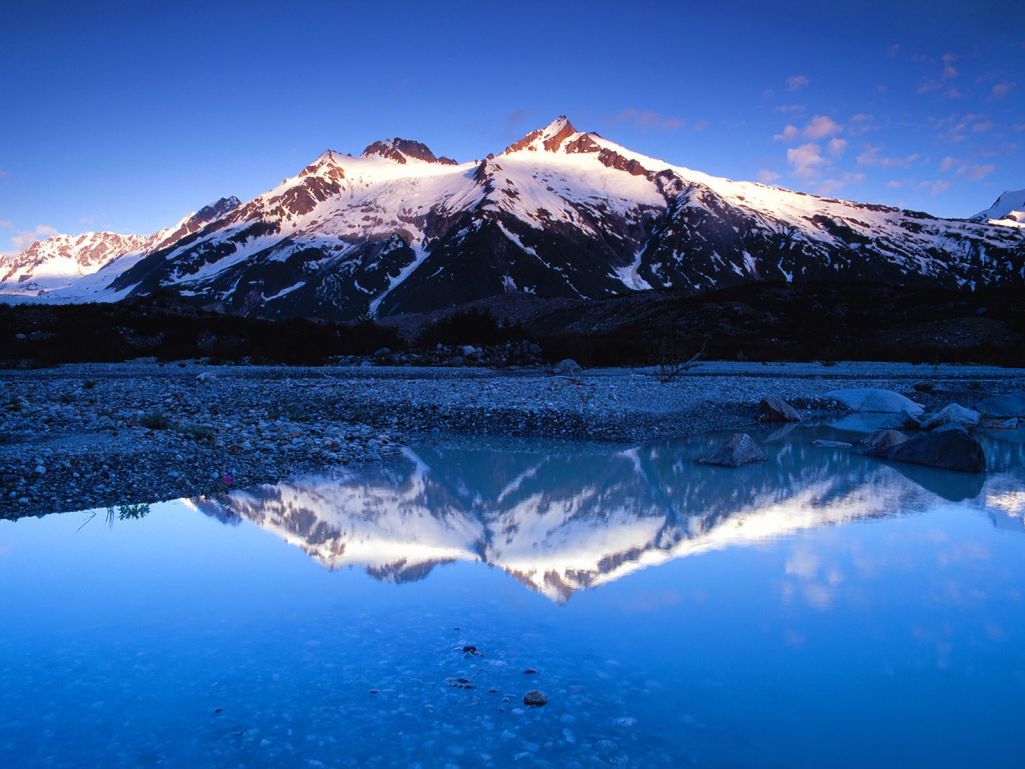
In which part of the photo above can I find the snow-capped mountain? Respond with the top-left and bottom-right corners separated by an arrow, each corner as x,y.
973,189 -> 1025,228
0,231 -> 151,295
4,117 -> 1023,317
0,196 -> 241,297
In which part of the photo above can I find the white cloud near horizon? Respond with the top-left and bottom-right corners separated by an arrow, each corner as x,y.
10,224 -> 58,251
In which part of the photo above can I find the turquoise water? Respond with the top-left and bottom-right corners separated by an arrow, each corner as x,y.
2,422 -> 1025,768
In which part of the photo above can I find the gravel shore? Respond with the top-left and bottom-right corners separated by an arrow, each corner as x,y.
3,360 -> 1023,518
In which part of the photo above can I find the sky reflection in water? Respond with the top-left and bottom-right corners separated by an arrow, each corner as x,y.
2,422 -> 1024,768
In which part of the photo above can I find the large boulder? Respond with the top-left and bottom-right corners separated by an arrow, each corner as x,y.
918,403 -> 980,431
698,434 -> 766,467
759,397 -> 801,422
862,429 -> 908,453
826,388 -> 925,415
866,426 -> 987,473
552,358 -> 583,376
976,390 -> 1025,419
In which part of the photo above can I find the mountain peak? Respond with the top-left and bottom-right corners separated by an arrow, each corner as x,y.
973,188 -> 1025,226
503,115 -> 579,154
361,138 -> 456,165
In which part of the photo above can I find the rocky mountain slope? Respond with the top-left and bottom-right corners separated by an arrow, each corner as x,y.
3,117 -> 1023,318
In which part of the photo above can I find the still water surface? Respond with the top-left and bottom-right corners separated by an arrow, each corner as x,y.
2,420 -> 1025,768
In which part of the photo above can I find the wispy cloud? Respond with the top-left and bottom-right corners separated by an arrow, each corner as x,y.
932,112 -> 994,143
847,113 -> 876,135
956,162 -> 997,181
938,154 -> 998,181
856,146 -> 920,168
756,169 -> 781,184
774,115 -> 842,143
10,224 -> 58,251
818,172 -> 865,197
616,107 -> 685,131
918,179 -> 952,195
804,115 -> 842,139
917,52 -> 962,97
989,81 -> 1014,100
785,75 -> 809,92
774,124 -> 800,142
787,143 -> 827,180
827,138 -> 848,156
0,219 -> 12,228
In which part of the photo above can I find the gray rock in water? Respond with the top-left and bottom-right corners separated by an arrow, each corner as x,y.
826,388 -> 924,415
867,426 -> 986,473
918,403 -> 980,431
862,429 -> 908,453
976,390 -> 1025,419
523,690 -> 548,707
552,359 -> 583,376
812,439 -> 852,448
698,434 -> 766,467
980,417 -> 1019,430
759,397 -> 801,422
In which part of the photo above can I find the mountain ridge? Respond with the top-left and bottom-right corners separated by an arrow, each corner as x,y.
2,116 -> 1023,318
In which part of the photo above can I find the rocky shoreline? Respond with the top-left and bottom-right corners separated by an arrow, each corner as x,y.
2,360 -> 1023,518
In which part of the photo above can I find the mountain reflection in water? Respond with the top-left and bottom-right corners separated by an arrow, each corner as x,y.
192,427 -> 1025,602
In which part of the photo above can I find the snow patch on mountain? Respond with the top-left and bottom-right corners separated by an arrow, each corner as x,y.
974,189 -> 1025,228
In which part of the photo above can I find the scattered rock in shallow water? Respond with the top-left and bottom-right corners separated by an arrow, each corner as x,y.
446,677 -> 475,689
980,417 -> 1019,430
697,434 -> 766,467
523,668 -> 538,675
866,426 -> 987,473
976,390 -> 1025,419
759,397 -> 801,422
862,429 -> 908,453
523,690 -> 548,707
461,645 -> 480,656
812,439 -> 853,448
826,388 -> 924,415
918,403 -> 980,431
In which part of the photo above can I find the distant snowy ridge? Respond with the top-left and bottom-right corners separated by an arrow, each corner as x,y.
2,116 -> 1022,316
973,189 -> 1025,228
0,196 -> 241,297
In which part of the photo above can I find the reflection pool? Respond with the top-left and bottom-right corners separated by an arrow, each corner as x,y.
2,424 -> 1025,768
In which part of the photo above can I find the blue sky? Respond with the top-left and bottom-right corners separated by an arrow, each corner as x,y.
1,0 -> 1022,253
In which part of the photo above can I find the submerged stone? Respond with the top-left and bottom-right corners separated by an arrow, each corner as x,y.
523,690 -> 548,707
698,434 -> 766,467
759,397 -> 802,422
867,426 -> 987,473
